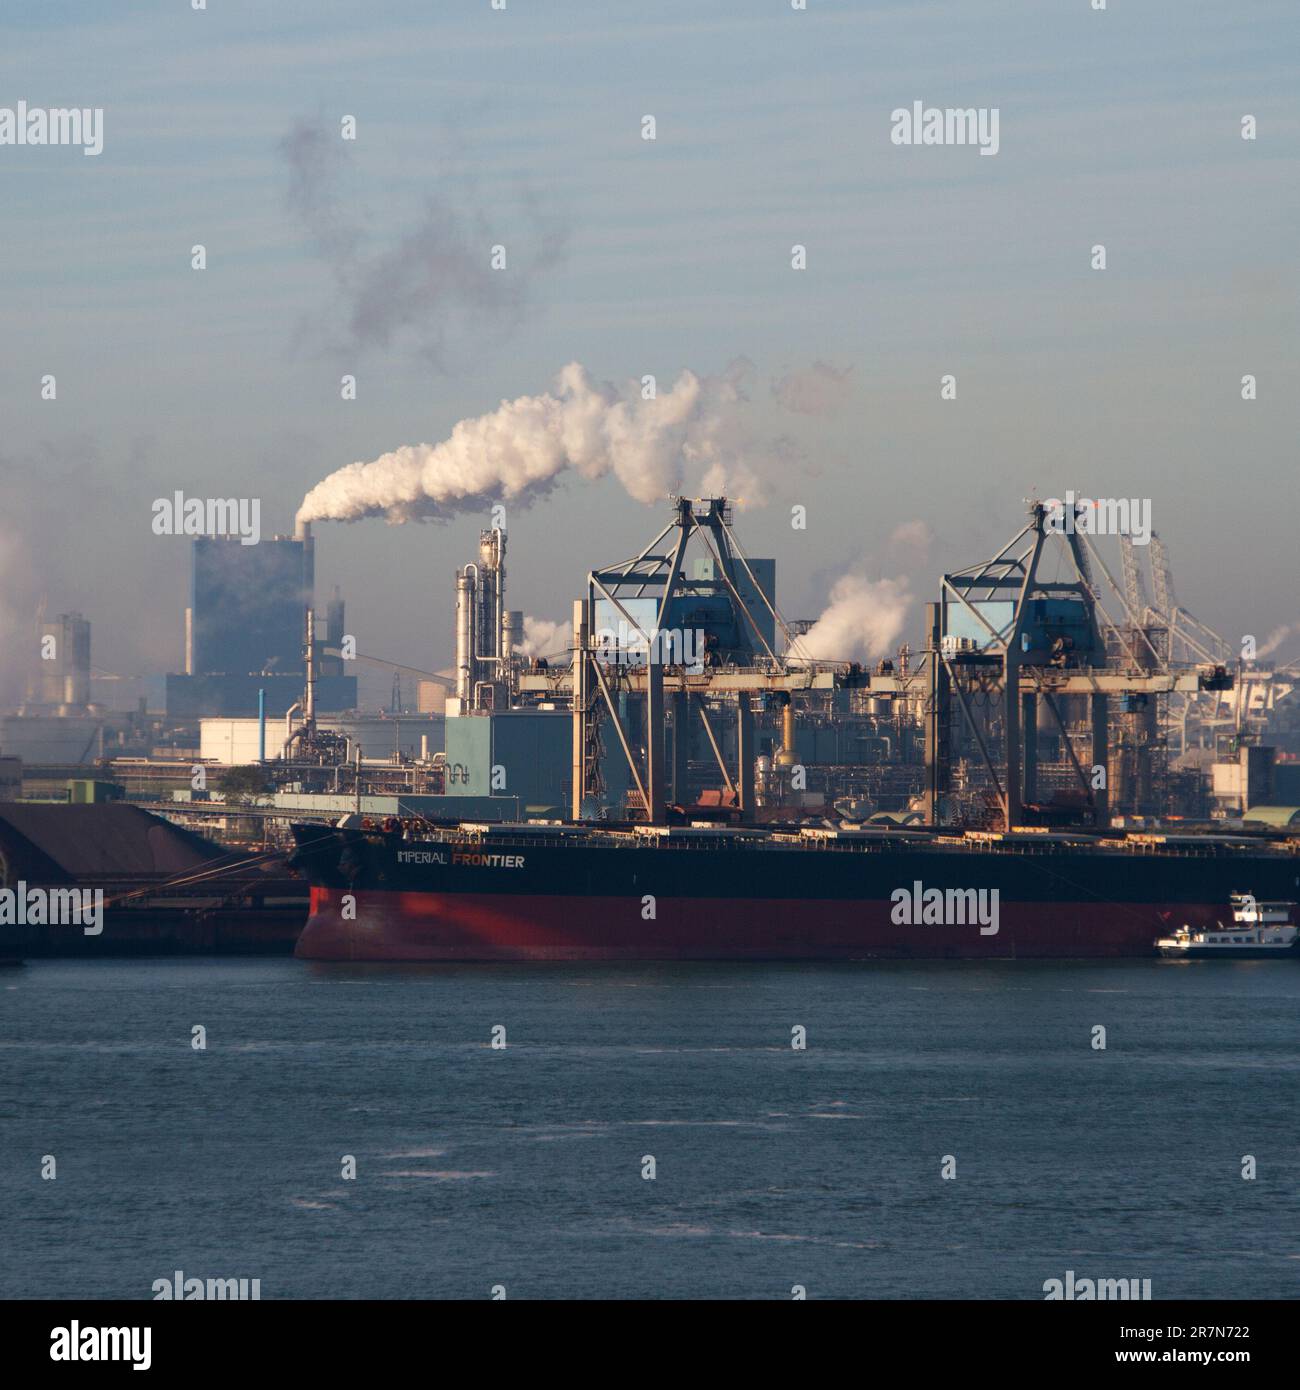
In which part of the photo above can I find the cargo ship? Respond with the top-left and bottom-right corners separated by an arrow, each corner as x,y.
289,818 -> 1300,961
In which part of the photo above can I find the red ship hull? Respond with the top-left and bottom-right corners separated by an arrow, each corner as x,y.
294,885 -> 1198,961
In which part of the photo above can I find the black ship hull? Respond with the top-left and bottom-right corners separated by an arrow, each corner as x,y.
288,822 -> 1300,962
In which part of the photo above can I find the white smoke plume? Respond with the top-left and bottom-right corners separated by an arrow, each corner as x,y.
297,361 -> 768,526
1256,623 -> 1297,660
796,574 -> 912,665
518,616 -> 564,660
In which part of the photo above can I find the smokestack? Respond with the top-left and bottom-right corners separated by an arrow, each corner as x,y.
304,607 -> 317,723
455,569 -> 476,704
494,529 -> 507,667
476,530 -> 501,673
503,609 -> 523,663
298,519 -> 315,618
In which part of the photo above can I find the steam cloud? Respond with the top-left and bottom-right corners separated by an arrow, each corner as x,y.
518,616 -> 564,660
796,574 -> 912,665
1256,623 -> 1297,660
297,361 -> 768,526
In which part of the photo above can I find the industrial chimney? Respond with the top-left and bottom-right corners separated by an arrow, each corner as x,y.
455,568 -> 476,705
304,606 -> 317,724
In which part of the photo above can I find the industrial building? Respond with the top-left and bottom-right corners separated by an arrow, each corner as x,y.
166,522 -> 356,718
9,494 -> 1290,845
26,612 -> 92,711
152,494 -> 1295,839
444,709 -> 569,811
189,531 -> 311,675
200,714 -> 446,766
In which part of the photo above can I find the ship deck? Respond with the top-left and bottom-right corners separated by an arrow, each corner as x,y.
303,819 -> 1300,862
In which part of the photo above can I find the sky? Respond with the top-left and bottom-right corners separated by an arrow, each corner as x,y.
1,0 -> 1297,705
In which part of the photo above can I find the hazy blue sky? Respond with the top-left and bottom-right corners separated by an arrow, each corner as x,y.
1,0 -> 1296,703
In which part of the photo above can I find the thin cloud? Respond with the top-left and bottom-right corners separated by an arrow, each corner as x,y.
771,361 -> 854,416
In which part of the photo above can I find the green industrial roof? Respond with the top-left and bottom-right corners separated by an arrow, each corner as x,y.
1242,805 -> 1300,827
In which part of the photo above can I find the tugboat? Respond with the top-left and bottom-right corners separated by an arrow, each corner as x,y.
1156,895 -> 1299,959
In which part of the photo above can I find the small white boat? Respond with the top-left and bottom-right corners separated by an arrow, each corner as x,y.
1157,895 -> 1298,959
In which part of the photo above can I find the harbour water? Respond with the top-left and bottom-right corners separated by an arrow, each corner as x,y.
2,955 -> 1297,1299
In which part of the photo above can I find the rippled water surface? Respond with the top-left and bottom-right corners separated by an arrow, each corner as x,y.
2,956 -> 1297,1299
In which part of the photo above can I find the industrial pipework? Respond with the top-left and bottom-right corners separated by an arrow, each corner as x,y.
456,565 -> 477,703
454,528 -> 513,709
